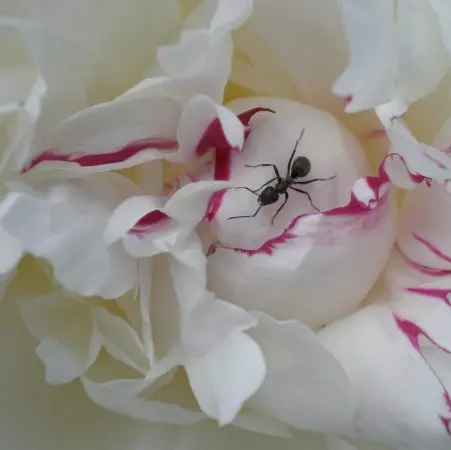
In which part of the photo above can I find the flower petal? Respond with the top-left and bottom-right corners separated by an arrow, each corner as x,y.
208,101 -> 398,328
24,96 -> 180,173
246,312 -> 354,435
320,298 -> 451,450
236,0 -> 346,107
184,331 -> 266,425
1,174 -> 138,297
334,0 -> 450,111
0,224 -> 22,274
20,293 -> 101,384
92,307 -> 149,374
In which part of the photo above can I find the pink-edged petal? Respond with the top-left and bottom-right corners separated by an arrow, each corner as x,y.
211,97 -> 369,247
383,120 -> 451,181
208,99 -> 401,329
333,0 -> 397,112
177,95 -> 245,178
115,181 -> 231,258
246,312 -> 354,435
184,331 -> 265,425
104,196 -> 164,245
1,174 -> 138,298
320,297 -> 451,450
24,96 -> 180,173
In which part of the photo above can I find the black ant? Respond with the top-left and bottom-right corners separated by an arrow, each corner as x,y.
228,130 -> 335,225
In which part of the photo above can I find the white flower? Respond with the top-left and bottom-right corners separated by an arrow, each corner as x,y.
1,1 -> 451,450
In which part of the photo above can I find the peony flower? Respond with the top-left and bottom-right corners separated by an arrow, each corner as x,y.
1,1 -> 451,450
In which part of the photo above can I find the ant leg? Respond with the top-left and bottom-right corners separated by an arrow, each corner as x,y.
286,129 -> 305,178
289,187 -> 320,212
293,175 -> 336,186
228,204 -> 264,221
235,186 -> 259,196
236,177 -> 277,195
271,192 -> 289,225
245,163 -> 281,181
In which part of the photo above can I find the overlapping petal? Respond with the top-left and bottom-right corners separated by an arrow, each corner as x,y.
334,0 -> 451,112
0,173 -> 139,297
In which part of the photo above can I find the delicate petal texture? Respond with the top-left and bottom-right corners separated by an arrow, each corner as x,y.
0,174 -> 138,297
334,0 -> 451,111
246,313 -> 354,435
208,99 -> 395,328
185,331 -> 266,425
233,0 -> 347,108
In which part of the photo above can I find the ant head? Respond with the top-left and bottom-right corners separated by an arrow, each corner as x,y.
290,156 -> 311,179
259,186 -> 279,205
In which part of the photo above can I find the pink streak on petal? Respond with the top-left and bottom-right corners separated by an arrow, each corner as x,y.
237,107 -> 275,126
23,137 -> 178,172
206,189 -> 228,222
395,314 -> 451,435
343,95 -> 353,110
363,128 -> 386,140
129,210 -> 170,236
395,244 -> 451,277
413,233 -> 451,264
195,119 -> 239,158
406,287 -> 451,307
221,154 -> 424,257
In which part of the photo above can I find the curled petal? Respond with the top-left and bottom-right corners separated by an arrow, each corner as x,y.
109,181 -> 231,257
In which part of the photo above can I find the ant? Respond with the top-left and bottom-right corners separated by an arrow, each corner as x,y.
228,129 -> 335,225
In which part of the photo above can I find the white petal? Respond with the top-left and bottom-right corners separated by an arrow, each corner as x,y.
333,0 -> 397,111
395,0 -> 450,103
1,174 -> 138,297
0,294 -> 184,450
20,294 -> 100,384
247,313 -> 354,435
0,224 -> 22,274
92,307 -> 149,373
238,0 -> 346,107
82,377 -> 205,425
185,332 -> 266,425
181,297 -> 257,358
428,0 -> 451,56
